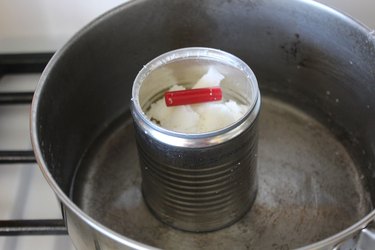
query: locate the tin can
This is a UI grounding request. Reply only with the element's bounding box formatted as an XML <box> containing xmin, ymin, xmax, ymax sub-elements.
<box><xmin>131</xmin><ymin>47</ymin><xmax>261</xmax><ymax>232</ymax></box>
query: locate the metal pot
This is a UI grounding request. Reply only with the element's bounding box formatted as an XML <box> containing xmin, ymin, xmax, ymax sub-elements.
<box><xmin>31</xmin><ymin>0</ymin><xmax>375</xmax><ymax>249</ymax></box>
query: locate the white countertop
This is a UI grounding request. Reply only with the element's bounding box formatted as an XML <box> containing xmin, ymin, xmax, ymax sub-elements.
<box><xmin>0</xmin><ymin>0</ymin><xmax>374</xmax><ymax>53</ymax></box>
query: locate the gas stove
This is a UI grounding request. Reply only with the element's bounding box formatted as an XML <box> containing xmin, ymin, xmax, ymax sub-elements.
<box><xmin>0</xmin><ymin>1</ymin><xmax>373</xmax><ymax>249</ymax></box>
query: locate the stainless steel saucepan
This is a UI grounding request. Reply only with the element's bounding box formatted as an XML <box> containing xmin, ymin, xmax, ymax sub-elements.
<box><xmin>31</xmin><ymin>0</ymin><xmax>375</xmax><ymax>249</ymax></box>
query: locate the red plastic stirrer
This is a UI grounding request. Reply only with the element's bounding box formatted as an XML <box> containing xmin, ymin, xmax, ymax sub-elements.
<box><xmin>164</xmin><ymin>87</ymin><xmax>222</xmax><ymax>107</ymax></box>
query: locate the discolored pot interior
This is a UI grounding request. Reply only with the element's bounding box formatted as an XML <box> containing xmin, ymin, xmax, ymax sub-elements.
<box><xmin>32</xmin><ymin>0</ymin><xmax>375</xmax><ymax>249</ymax></box>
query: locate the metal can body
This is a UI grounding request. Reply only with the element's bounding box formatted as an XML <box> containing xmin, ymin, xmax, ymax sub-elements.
<box><xmin>131</xmin><ymin>47</ymin><xmax>261</xmax><ymax>232</ymax></box>
<box><xmin>133</xmin><ymin>113</ymin><xmax>259</xmax><ymax>232</ymax></box>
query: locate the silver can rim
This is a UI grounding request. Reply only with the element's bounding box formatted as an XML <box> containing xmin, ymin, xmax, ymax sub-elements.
<box><xmin>131</xmin><ymin>47</ymin><xmax>261</xmax><ymax>148</ymax></box>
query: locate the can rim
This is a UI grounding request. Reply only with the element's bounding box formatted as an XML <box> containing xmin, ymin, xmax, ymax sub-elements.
<box><xmin>131</xmin><ymin>47</ymin><xmax>261</xmax><ymax>147</ymax></box>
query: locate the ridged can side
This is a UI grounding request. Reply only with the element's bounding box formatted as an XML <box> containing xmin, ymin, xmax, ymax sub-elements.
<box><xmin>133</xmin><ymin>115</ymin><xmax>259</xmax><ymax>232</ymax></box>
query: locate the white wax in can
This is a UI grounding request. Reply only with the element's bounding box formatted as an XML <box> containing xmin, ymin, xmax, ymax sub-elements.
<box><xmin>147</xmin><ymin>67</ymin><xmax>249</xmax><ymax>133</ymax></box>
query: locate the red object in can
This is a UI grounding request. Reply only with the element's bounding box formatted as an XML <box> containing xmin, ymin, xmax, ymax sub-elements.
<box><xmin>164</xmin><ymin>87</ymin><xmax>223</xmax><ymax>107</ymax></box>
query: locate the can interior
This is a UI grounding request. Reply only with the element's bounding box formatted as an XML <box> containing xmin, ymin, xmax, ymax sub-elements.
<box><xmin>136</xmin><ymin>52</ymin><xmax>256</xmax><ymax>111</ymax></box>
<box><xmin>34</xmin><ymin>0</ymin><xmax>375</xmax><ymax>249</ymax></box>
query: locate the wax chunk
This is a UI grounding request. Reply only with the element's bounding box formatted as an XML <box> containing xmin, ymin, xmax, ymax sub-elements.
<box><xmin>193</xmin><ymin>67</ymin><xmax>224</xmax><ymax>89</ymax></box>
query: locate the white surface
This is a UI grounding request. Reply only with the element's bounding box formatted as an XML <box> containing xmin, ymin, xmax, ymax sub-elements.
<box><xmin>0</xmin><ymin>0</ymin><xmax>374</xmax><ymax>53</ymax></box>
<box><xmin>0</xmin><ymin>1</ymin><xmax>374</xmax><ymax>250</ymax></box>
<box><xmin>319</xmin><ymin>0</ymin><xmax>375</xmax><ymax>28</ymax></box>
<box><xmin>0</xmin><ymin>0</ymin><xmax>128</xmax><ymax>53</ymax></box>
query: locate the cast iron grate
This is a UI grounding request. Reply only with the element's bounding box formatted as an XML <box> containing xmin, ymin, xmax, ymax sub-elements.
<box><xmin>0</xmin><ymin>53</ymin><xmax>67</xmax><ymax>236</ymax></box>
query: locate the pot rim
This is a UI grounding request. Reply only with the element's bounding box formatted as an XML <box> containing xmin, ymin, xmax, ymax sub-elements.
<box><xmin>30</xmin><ymin>0</ymin><xmax>375</xmax><ymax>249</ymax></box>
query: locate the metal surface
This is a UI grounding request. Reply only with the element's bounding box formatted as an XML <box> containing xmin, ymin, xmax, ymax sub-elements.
<box><xmin>0</xmin><ymin>151</ymin><xmax>36</xmax><ymax>164</ymax></box>
<box><xmin>332</xmin><ymin>222</ymin><xmax>375</xmax><ymax>250</ymax></box>
<box><xmin>131</xmin><ymin>48</ymin><xmax>260</xmax><ymax>232</ymax></box>
<box><xmin>30</xmin><ymin>0</ymin><xmax>375</xmax><ymax>249</ymax></box>
<box><xmin>0</xmin><ymin>92</ymin><xmax>34</xmax><ymax>104</ymax></box>
<box><xmin>0</xmin><ymin>220</ymin><xmax>67</xmax><ymax>236</ymax></box>
<box><xmin>71</xmin><ymin>96</ymin><xmax>371</xmax><ymax>249</ymax></box>
<box><xmin>0</xmin><ymin>53</ymin><xmax>54</xmax><ymax>75</ymax></box>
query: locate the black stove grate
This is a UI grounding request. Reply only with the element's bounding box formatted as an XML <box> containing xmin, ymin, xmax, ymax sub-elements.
<box><xmin>0</xmin><ymin>53</ymin><xmax>68</xmax><ymax>236</ymax></box>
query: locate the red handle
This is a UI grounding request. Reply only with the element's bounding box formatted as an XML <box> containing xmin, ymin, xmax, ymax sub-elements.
<box><xmin>164</xmin><ymin>87</ymin><xmax>222</xmax><ymax>107</ymax></box>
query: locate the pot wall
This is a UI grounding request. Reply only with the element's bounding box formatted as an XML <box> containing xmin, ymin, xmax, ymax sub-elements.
<box><xmin>32</xmin><ymin>0</ymin><xmax>375</xmax><ymax>249</ymax></box>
